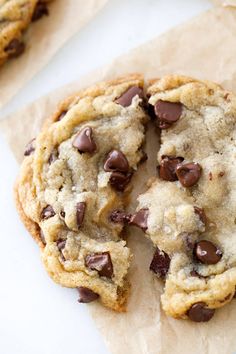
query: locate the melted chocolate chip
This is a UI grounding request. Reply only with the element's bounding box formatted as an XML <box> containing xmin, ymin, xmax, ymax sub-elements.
<box><xmin>32</xmin><ymin>1</ymin><xmax>49</xmax><ymax>21</ymax></box>
<box><xmin>115</xmin><ymin>86</ymin><xmax>143</xmax><ymax>107</ymax></box>
<box><xmin>57</xmin><ymin>110</ymin><xmax>67</xmax><ymax>121</ymax></box>
<box><xmin>176</xmin><ymin>162</ymin><xmax>202</xmax><ymax>187</ymax></box>
<box><xmin>187</xmin><ymin>302</ymin><xmax>215</xmax><ymax>322</ymax></box>
<box><xmin>109</xmin><ymin>210</ymin><xmax>131</xmax><ymax>224</ymax></box>
<box><xmin>77</xmin><ymin>287</ymin><xmax>99</xmax><ymax>303</ymax></box>
<box><xmin>129</xmin><ymin>208</ymin><xmax>149</xmax><ymax>231</ymax></box>
<box><xmin>194</xmin><ymin>206</ymin><xmax>207</xmax><ymax>225</ymax></box>
<box><xmin>109</xmin><ymin>171</ymin><xmax>132</xmax><ymax>191</ymax></box>
<box><xmin>48</xmin><ymin>151</ymin><xmax>58</xmax><ymax>164</ymax></box>
<box><xmin>154</xmin><ymin>100</ymin><xmax>183</xmax><ymax>129</ymax></box>
<box><xmin>76</xmin><ymin>202</ymin><xmax>86</xmax><ymax>228</ymax></box>
<box><xmin>150</xmin><ymin>248</ymin><xmax>170</xmax><ymax>279</ymax></box>
<box><xmin>190</xmin><ymin>270</ymin><xmax>206</xmax><ymax>279</ymax></box>
<box><xmin>194</xmin><ymin>240</ymin><xmax>222</xmax><ymax>265</ymax></box>
<box><xmin>41</xmin><ymin>205</ymin><xmax>56</xmax><ymax>220</ymax></box>
<box><xmin>159</xmin><ymin>156</ymin><xmax>184</xmax><ymax>181</ymax></box>
<box><xmin>104</xmin><ymin>150</ymin><xmax>129</xmax><ymax>173</ymax></box>
<box><xmin>85</xmin><ymin>252</ymin><xmax>113</xmax><ymax>278</ymax></box>
<box><xmin>57</xmin><ymin>239</ymin><xmax>66</xmax><ymax>251</ymax></box>
<box><xmin>4</xmin><ymin>39</ymin><xmax>25</xmax><ymax>58</ymax></box>
<box><xmin>24</xmin><ymin>138</ymin><xmax>36</xmax><ymax>156</ymax></box>
<box><xmin>73</xmin><ymin>127</ymin><xmax>96</xmax><ymax>153</ymax></box>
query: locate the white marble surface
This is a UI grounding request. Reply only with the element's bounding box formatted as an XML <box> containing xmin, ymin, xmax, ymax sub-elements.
<box><xmin>0</xmin><ymin>1</ymin><xmax>212</xmax><ymax>353</ymax></box>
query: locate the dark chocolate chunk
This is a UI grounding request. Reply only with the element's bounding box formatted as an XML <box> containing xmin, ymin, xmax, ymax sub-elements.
<box><xmin>187</xmin><ymin>302</ymin><xmax>215</xmax><ymax>322</ymax></box>
<box><xmin>4</xmin><ymin>38</ymin><xmax>25</xmax><ymax>58</ymax></box>
<box><xmin>76</xmin><ymin>202</ymin><xmax>86</xmax><ymax>228</ymax></box>
<box><xmin>24</xmin><ymin>138</ymin><xmax>36</xmax><ymax>156</ymax></box>
<box><xmin>129</xmin><ymin>208</ymin><xmax>149</xmax><ymax>231</ymax></box>
<box><xmin>176</xmin><ymin>162</ymin><xmax>202</xmax><ymax>187</ymax></box>
<box><xmin>104</xmin><ymin>150</ymin><xmax>129</xmax><ymax>173</ymax></box>
<box><xmin>159</xmin><ymin>156</ymin><xmax>184</xmax><ymax>181</ymax></box>
<box><xmin>194</xmin><ymin>240</ymin><xmax>222</xmax><ymax>265</ymax></box>
<box><xmin>85</xmin><ymin>252</ymin><xmax>113</xmax><ymax>278</ymax></box>
<box><xmin>41</xmin><ymin>205</ymin><xmax>56</xmax><ymax>220</ymax></box>
<box><xmin>77</xmin><ymin>287</ymin><xmax>99</xmax><ymax>303</ymax></box>
<box><xmin>73</xmin><ymin>127</ymin><xmax>96</xmax><ymax>153</ymax></box>
<box><xmin>154</xmin><ymin>100</ymin><xmax>183</xmax><ymax>129</ymax></box>
<box><xmin>115</xmin><ymin>86</ymin><xmax>143</xmax><ymax>107</ymax></box>
<box><xmin>150</xmin><ymin>248</ymin><xmax>170</xmax><ymax>279</ymax></box>
<box><xmin>32</xmin><ymin>1</ymin><xmax>49</xmax><ymax>21</ymax></box>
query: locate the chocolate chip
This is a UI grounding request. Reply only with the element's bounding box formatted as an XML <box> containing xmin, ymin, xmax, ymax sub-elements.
<box><xmin>77</xmin><ymin>287</ymin><xmax>99</xmax><ymax>303</ymax></box>
<box><xmin>85</xmin><ymin>252</ymin><xmax>113</xmax><ymax>278</ymax></box>
<box><xmin>149</xmin><ymin>248</ymin><xmax>170</xmax><ymax>278</ymax></box>
<box><xmin>129</xmin><ymin>208</ymin><xmax>149</xmax><ymax>231</ymax></box>
<box><xmin>154</xmin><ymin>100</ymin><xmax>183</xmax><ymax>129</ymax></box>
<box><xmin>32</xmin><ymin>1</ymin><xmax>49</xmax><ymax>21</ymax></box>
<box><xmin>60</xmin><ymin>211</ymin><xmax>65</xmax><ymax>218</ymax></box>
<box><xmin>176</xmin><ymin>162</ymin><xmax>202</xmax><ymax>187</ymax></box>
<box><xmin>159</xmin><ymin>156</ymin><xmax>184</xmax><ymax>181</ymax></box>
<box><xmin>57</xmin><ymin>110</ymin><xmax>67</xmax><ymax>121</ymax></box>
<box><xmin>24</xmin><ymin>138</ymin><xmax>36</xmax><ymax>156</ymax></box>
<box><xmin>194</xmin><ymin>240</ymin><xmax>222</xmax><ymax>264</ymax></box>
<box><xmin>73</xmin><ymin>127</ymin><xmax>96</xmax><ymax>153</ymax></box>
<box><xmin>56</xmin><ymin>239</ymin><xmax>66</xmax><ymax>251</ymax></box>
<box><xmin>109</xmin><ymin>209</ymin><xmax>131</xmax><ymax>224</ymax></box>
<box><xmin>104</xmin><ymin>150</ymin><xmax>129</xmax><ymax>173</ymax></box>
<box><xmin>109</xmin><ymin>171</ymin><xmax>132</xmax><ymax>191</ymax></box>
<box><xmin>190</xmin><ymin>269</ymin><xmax>206</xmax><ymax>279</ymax></box>
<box><xmin>187</xmin><ymin>302</ymin><xmax>215</xmax><ymax>322</ymax></box>
<box><xmin>4</xmin><ymin>38</ymin><xmax>25</xmax><ymax>58</ymax></box>
<box><xmin>194</xmin><ymin>206</ymin><xmax>207</xmax><ymax>225</ymax></box>
<box><xmin>41</xmin><ymin>205</ymin><xmax>55</xmax><ymax>220</ymax></box>
<box><xmin>115</xmin><ymin>86</ymin><xmax>143</xmax><ymax>107</ymax></box>
<box><xmin>76</xmin><ymin>202</ymin><xmax>86</xmax><ymax>228</ymax></box>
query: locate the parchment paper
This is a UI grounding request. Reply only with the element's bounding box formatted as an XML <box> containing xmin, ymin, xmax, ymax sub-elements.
<box><xmin>0</xmin><ymin>0</ymin><xmax>108</xmax><ymax>108</ymax></box>
<box><xmin>1</xmin><ymin>6</ymin><xmax>236</xmax><ymax>354</ymax></box>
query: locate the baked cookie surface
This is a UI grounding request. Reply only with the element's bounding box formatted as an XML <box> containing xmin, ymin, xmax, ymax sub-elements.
<box><xmin>131</xmin><ymin>75</ymin><xmax>236</xmax><ymax>321</ymax></box>
<box><xmin>16</xmin><ymin>74</ymin><xmax>148</xmax><ymax>311</ymax></box>
<box><xmin>16</xmin><ymin>73</ymin><xmax>236</xmax><ymax>321</ymax></box>
<box><xmin>0</xmin><ymin>0</ymin><xmax>51</xmax><ymax>66</ymax></box>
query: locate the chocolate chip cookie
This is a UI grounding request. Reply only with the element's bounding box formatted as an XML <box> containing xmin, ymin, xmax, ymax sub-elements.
<box><xmin>0</xmin><ymin>0</ymin><xmax>52</xmax><ymax>67</ymax></box>
<box><xmin>15</xmin><ymin>74</ymin><xmax>148</xmax><ymax>311</ymax></box>
<box><xmin>131</xmin><ymin>75</ymin><xmax>236</xmax><ymax>321</ymax></box>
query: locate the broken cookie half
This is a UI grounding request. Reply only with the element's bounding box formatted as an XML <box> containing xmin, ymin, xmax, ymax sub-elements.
<box><xmin>15</xmin><ymin>74</ymin><xmax>148</xmax><ymax>311</ymax></box>
<box><xmin>131</xmin><ymin>75</ymin><xmax>236</xmax><ymax>321</ymax></box>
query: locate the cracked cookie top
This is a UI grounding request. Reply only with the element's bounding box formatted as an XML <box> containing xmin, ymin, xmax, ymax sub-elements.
<box><xmin>16</xmin><ymin>74</ymin><xmax>148</xmax><ymax>311</ymax></box>
<box><xmin>132</xmin><ymin>75</ymin><xmax>236</xmax><ymax>321</ymax></box>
